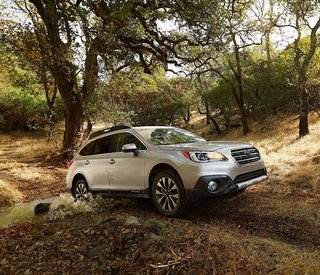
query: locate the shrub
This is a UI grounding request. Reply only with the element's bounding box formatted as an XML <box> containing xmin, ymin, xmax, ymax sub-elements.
<box><xmin>0</xmin><ymin>87</ymin><xmax>48</xmax><ymax>130</ymax></box>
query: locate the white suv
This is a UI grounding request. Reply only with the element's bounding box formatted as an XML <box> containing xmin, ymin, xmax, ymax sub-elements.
<box><xmin>66</xmin><ymin>126</ymin><xmax>267</xmax><ymax>216</ymax></box>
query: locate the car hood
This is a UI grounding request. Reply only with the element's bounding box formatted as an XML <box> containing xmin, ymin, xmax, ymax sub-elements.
<box><xmin>158</xmin><ymin>141</ymin><xmax>252</xmax><ymax>151</ymax></box>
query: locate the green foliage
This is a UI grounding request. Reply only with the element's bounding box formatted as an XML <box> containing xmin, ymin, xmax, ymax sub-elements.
<box><xmin>207</xmin><ymin>78</ymin><xmax>235</xmax><ymax>113</ymax></box>
<box><xmin>0</xmin><ymin>44</ymin><xmax>64</xmax><ymax>130</ymax></box>
<box><xmin>0</xmin><ymin>85</ymin><xmax>48</xmax><ymax>130</ymax></box>
<box><xmin>88</xmin><ymin>70</ymin><xmax>199</xmax><ymax>126</ymax></box>
<box><xmin>245</xmin><ymin>49</ymin><xmax>298</xmax><ymax>114</ymax></box>
<box><xmin>206</xmin><ymin>37</ymin><xmax>320</xmax><ymax>119</ymax></box>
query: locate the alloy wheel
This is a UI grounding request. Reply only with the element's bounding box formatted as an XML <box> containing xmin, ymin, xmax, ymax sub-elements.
<box><xmin>74</xmin><ymin>181</ymin><xmax>88</xmax><ymax>200</ymax></box>
<box><xmin>155</xmin><ymin>176</ymin><xmax>179</xmax><ymax>212</ymax></box>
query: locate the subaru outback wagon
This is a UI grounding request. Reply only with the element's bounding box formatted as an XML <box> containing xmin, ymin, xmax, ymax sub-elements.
<box><xmin>66</xmin><ymin>125</ymin><xmax>267</xmax><ymax>216</ymax></box>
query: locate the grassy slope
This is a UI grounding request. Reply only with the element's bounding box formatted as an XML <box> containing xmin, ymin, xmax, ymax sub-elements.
<box><xmin>0</xmin><ymin>114</ymin><xmax>320</xmax><ymax>274</ymax></box>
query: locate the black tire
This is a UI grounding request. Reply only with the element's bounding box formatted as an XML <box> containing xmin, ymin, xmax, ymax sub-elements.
<box><xmin>151</xmin><ymin>170</ymin><xmax>189</xmax><ymax>217</ymax></box>
<box><xmin>72</xmin><ymin>178</ymin><xmax>89</xmax><ymax>201</ymax></box>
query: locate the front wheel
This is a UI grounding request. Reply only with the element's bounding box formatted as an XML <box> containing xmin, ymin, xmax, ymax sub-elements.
<box><xmin>151</xmin><ymin>170</ymin><xmax>189</xmax><ymax>217</ymax></box>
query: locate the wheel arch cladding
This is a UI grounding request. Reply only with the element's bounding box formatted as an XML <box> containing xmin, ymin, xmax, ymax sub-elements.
<box><xmin>148</xmin><ymin>163</ymin><xmax>183</xmax><ymax>192</ymax></box>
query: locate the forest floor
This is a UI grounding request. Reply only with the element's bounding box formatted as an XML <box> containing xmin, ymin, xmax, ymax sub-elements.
<box><xmin>0</xmin><ymin>113</ymin><xmax>320</xmax><ymax>274</ymax></box>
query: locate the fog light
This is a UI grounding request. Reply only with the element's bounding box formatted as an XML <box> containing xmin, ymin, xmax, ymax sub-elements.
<box><xmin>208</xmin><ymin>181</ymin><xmax>218</xmax><ymax>192</ymax></box>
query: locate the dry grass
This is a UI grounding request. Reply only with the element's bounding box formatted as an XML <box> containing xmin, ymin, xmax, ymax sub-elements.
<box><xmin>0</xmin><ymin>130</ymin><xmax>62</xmax><ymax>163</ymax></box>
<box><xmin>0</xmin><ymin>179</ymin><xmax>23</xmax><ymax>207</ymax></box>
<box><xmin>0</xmin><ymin>131</ymin><xmax>66</xmax><ymax>203</ymax></box>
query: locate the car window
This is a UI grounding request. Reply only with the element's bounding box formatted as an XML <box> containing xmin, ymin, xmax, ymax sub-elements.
<box><xmin>79</xmin><ymin>136</ymin><xmax>112</xmax><ymax>156</ymax></box>
<box><xmin>92</xmin><ymin>135</ymin><xmax>112</xmax><ymax>154</ymax></box>
<box><xmin>111</xmin><ymin>133</ymin><xmax>146</xmax><ymax>152</ymax></box>
<box><xmin>136</xmin><ymin>127</ymin><xmax>205</xmax><ymax>145</ymax></box>
<box><xmin>79</xmin><ymin>140</ymin><xmax>97</xmax><ymax>156</ymax></box>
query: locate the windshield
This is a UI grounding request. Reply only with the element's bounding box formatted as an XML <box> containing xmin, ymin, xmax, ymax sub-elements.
<box><xmin>136</xmin><ymin>127</ymin><xmax>205</xmax><ymax>145</ymax></box>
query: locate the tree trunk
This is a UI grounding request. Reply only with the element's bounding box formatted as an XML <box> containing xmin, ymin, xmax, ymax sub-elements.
<box><xmin>197</xmin><ymin>107</ymin><xmax>221</xmax><ymax>135</ymax></box>
<box><xmin>181</xmin><ymin>107</ymin><xmax>191</xmax><ymax>125</ymax></box>
<box><xmin>208</xmin><ymin>116</ymin><xmax>222</xmax><ymax>135</ymax></box>
<box><xmin>239</xmin><ymin>105</ymin><xmax>250</xmax><ymax>135</ymax></box>
<box><xmin>63</xmin><ymin>100</ymin><xmax>83</xmax><ymax>150</ymax></box>
<box><xmin>231</xmin><ymin>84</ymin><xmax>250</xmax><ymax>135</ymax></box>
<box><xmin>54</xmin><ymin>63</ymin><xmax>83</xmax><ymax>150</ymax></box>
<box><xmin>168</xmin><ymin>113</ymin><xmax>174</xmax><ymax>125</ymax></box>
<box><xmin>182</xmin><ymin>114</ymin><xmax>189</xmax><ymax>125</ymax></box>
<box><xmin>298</xmin><ymin>74</ymin><xmax>309</xmax><ymax>137</ymax></box>
<box><xmin>204</xmin><ymin>98</ymin><xmax>210</xmax><ymax>125</ymax></box>
<box><xmin>292</xmin><ymin>11</ymin><xmax>320</xmax><ymax>138</ymax></box>
<box><xmin>229</xmin><ymin>28</ymin><xmax>250</xmax><ymax>135</ymax></box>
<box><xmin>187</xmin><ymin>106</ymin><xmax>191</xmax><ymax>122</ymax></box>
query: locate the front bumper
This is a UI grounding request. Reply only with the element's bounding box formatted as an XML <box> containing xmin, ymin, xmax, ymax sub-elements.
<box><xmin>185</xmin><ymin>169</ymin><xmax>268</xmax><ymax>199</ymax></box>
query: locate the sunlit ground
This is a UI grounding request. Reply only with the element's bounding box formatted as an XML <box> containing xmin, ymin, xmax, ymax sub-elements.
<box><xmin>0</xmin><ymin>113</ymin><xmax>320</xmax><ymax>273</ymax></box>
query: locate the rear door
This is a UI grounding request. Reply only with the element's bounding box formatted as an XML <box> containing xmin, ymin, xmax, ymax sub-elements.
<box><xmin>78</xmin><ymin>135</ymin><xmax>112</xmax><ymax>191</ymax></box>
<box><xmin>107</xmin><ymin>132</ymin><xmax>147</xmax><ymax>191</ymax></box>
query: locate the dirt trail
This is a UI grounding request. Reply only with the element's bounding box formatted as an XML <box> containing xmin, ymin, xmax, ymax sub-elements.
<box><xmin>0</xmin><ymin>133</ymin><xmax>66</xmax><ymax>202</ymax></box>
<box><xmin>0</xmin><ymin>132</ymin><xmax>320</xmax><ymax>274</ymax></box>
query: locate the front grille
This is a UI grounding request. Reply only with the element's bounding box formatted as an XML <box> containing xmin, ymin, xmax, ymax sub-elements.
<box><xmin>231</xmin><ymin>147</ymin><xmax>260</xmax><ymax>164</ymax></box>
<box><xmin>234</xmin><ymin>169</ymin><xmax>266</xmax><ymax>184</ymax></box>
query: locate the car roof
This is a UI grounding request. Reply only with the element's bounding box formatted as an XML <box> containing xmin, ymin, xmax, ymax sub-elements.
<box><xmin>88</xmin><ymin>125</ymin><xmax>131</xmax><ymax>139</ymax></box>
<box><xmin>133</xmin><ymin>126</ymin><xmax>175</xmax><ymax>130</ymax></box>
<box><xmin>88</xmin><ymin>125</ymin><xmax>176</xmax><ymax>141</ymax></box>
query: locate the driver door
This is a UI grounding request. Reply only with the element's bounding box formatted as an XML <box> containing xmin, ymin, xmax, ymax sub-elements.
<box><xmin>107</xmin><ymin>132</ymin><xmax>147</xmax><ymax>191</ymax></box>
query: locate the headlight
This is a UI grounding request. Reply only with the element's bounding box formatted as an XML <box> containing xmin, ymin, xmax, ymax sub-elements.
<box><xmin>183</xmin><ymin>151</ymin><xmax>227</xmax><ymax>162</ymax></box>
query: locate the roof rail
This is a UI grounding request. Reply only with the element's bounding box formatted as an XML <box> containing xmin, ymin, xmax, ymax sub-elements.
<box><xmin>88</xmin><ymin>125</ymin><xmax>131</xmax><ymax>139</ymax></box>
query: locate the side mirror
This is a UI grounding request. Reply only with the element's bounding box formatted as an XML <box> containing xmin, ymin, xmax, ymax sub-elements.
<box><xmin>122</xmin><ymin>143</ymin><xmax>138</xmax><ymax>153</ymax></box>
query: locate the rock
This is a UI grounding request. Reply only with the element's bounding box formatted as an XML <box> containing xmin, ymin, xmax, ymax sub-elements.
<box><xmin>144</xmin><ymin>233</ymin><xmax>161</xmax><ymax>245</ymax></box>
<box><xmin>124</xmin><ymin>216</ymin><xmax>140</xmax><ymax>226</ymax></box>
<box><xmin>123</xmin><ymin>233</ymin><xmax>135</xmax><ymax>242</ymax></box>
<box><xmin>34</xmin><ymin>203</ymin><xmax>51</xmax><ymax>215</ymax></box>
<box><xmin>146</xmin><ymin>219</ymin><xmax>166</xmax><ymax>235</ymax></box>
<box><xmin>85</xmin><ymin>243</ymin><xmax>105</xmax><ymax>258</ymax></box>
<box><xmin>312</xmin><ymin>155</ymin><xmax>320</xmax><ymax>164</ymax></box>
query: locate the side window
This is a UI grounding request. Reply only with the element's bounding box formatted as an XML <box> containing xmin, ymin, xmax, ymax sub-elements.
<box><xmin>111</xmin><ymin>133</ymin><xmax>146</xmax><ymax>152</ymax></box>
<box><xmin>92</xmin><ymin>135</ymin><xmax>112</xmax><ymax>154</ymax></box>
<box><xmin>79</xmin><ymin>136</ymin><xmax>113</xmax><ymax>156</ymax></box>
<box><xmin>79</xmin><ymin>140</ymin><xmax>97</xmax><ymax>156</ymax></box>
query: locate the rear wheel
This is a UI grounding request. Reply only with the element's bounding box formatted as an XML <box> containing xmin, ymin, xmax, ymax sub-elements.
<box><xmin>72</xmin><ymin>178</ymin><xmax>89</xmax><ymax>201</ymax></box>
<box><xmin>151</xmin><ymin>170</ymin><xmax>189</xmax><ymax>217</ymax></box>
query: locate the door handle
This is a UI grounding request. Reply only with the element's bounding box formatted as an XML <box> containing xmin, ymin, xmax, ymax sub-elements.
<box><xmin>84</xmin><ymin>160</ymin><xmax>90</xmax><ymax>165</ymax></box>
<box><xmin>109</xmin><ymin>159</ymin><xmax>115</xmax><ymax>165</ymax></box>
